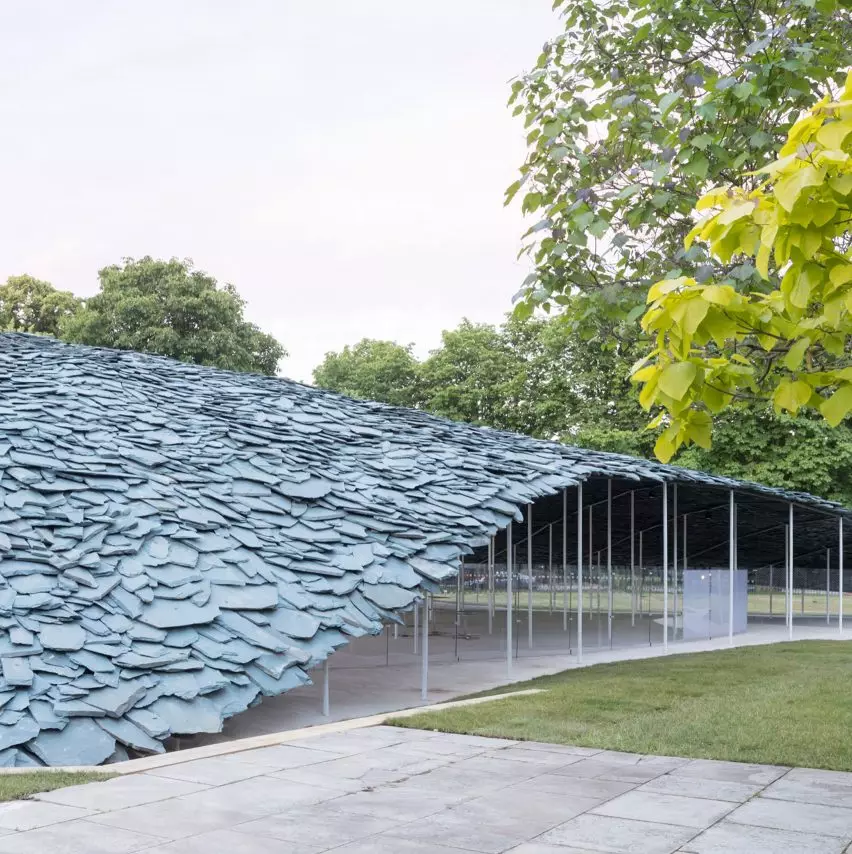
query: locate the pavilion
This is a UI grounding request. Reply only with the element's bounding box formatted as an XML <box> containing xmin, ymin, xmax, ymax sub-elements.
<box><xmin>0</xmin><ymin>332</ymin><xmax>846</xmax><ymax>766</ymax></box>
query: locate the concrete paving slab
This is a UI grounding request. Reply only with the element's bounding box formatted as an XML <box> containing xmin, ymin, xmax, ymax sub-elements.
<box><xmin>761</xmin><ymin>776</ymin><xmax>852</xmax><ymax>808</ymax></box>
<box><xmin>382</xmin><ymin>807</ymin><xmax>555</xmax><ymax>854</ymax></box>
<box><xmin>141</xmin><ymin>828</ymin><xmax>323</xmax><ymax>854</ymax></box>
<box><xmin>330</xmin><ymin>786</ymin><xmax>460</xmax><ymax>821</ymax></box>
<box><xmin>539</xmin><ymin>813</ymin><xmax>698</xmax><ymax>853</ymax></box>
<box><xmin>35</xmin><ymin>773</ymin><xmax>209</xmax><ymax>811</ymax></box>
<box><xmin>233</xmin><ymin>805</ymin><xmax>401</xmax><ymax>849</ymax></box>
<box><xmin>508</xmin><ymin>845</ymin><xmax>618</xmax><ymax>854</ymax></box>
<box><xmin>727</xmin><ymin>797</ymin><xmax>852</xmax><ymax>837</ymax></box>
<box><xmin>670</xmin><ymin>759</ymin><xmax>788</xmax><ymax>786</ymax></box>
<box><xmin>220</xmin><ymin>743</ymin><xmax>346</xmax><ymax>770</ymax></box>
<box><xmin>680</xmin><ymin>820</ymin><xmax>848</xmax><ymax>854</ymax></box>
<box><xmin>551</xmin><ymin>758</ymin><xmax>669</xmax><ymax>783</ymax></box>
<box><xmin>514</xmin><ymin>774</ymin><xmax>638</xmax><ymax>800</ymax></box>
<box><xmin>637</xmin><ymin>774</ymin><xmax>764</xmax><ymax>803</ymax></box>
<box><xmin>331</xmin><ymin>838</ymin><xmax>475</xmax><ymax>853</ymax></box>
<box><xmin>86</xmin><ymin>796</ymin><xmax>261</xmax><ymax>840</ymax></box>
<box><xmin>144</xmin><ymin>755</ymin><xmax>270</xmax><ymax>786</ymax></box>
<box><xmin>591</xmin><ymin>790</ymin><xmax>734</xmax><ymax>829</ymax></box>
<box><xmin>0</xmin><ymin>800</ymin><xmax>93</xmax><ymax>832</ymax></box>
<box><xmin>173</xmin><ymin>775</ymin><xmax>341</xmax><ymax>818</ymax></box>
<box><xmin>0</xmin><ymin>818</ymin><xmax>161</xmax><ymax>854</ymax></box>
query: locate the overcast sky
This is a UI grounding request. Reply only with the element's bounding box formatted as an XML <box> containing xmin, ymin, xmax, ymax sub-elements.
<box><xmin>0</xmin><ymin>1</ymin><xmax>557</xmax><ymax>381</ymax></box>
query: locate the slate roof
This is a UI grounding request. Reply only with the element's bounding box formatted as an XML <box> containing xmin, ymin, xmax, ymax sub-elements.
<box><xmin>0</xmin><ymin>332</ymin><xmax>847</xmax><ymax>766</ymax></box>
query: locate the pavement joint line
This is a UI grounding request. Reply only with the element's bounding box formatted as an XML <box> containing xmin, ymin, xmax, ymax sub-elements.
<box><xmin>0</xmin><ymin>688</ymin><xmax>543</xmax><ymax>777</ymax></box>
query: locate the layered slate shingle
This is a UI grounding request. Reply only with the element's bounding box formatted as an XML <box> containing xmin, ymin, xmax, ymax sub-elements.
<box><xmin>0</xmin><ymin>333</ymin><xmax>847</xmax><ymax>766</ymax></box>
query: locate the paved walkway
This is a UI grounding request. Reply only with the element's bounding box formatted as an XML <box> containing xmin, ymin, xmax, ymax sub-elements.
<box><xmin>187</xmin><ymin>620</ymin><xmax>845</xmax><ymax>746</ymax></box>
<box><xmin>1</xmin><ymin>725</ymin><xmax>850</xmax><ymax>852</ymax></box>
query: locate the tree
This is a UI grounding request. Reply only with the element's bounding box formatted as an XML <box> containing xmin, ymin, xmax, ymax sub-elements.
<box><xmin>62</xmin><ymin>257</ymin><xmax>285</xmax><ymax>376</ymax></box>
<box><xmin>0</xmin><ymin>275</ymin><xmax>81</xmax><ymax>336</ymax></box>
<box><xmin>507</xmin><ymin>0</ymin><xmax>851</xmax><ymax>341</ymax></box>
<box><xmin>314</xmin><ymin>312</ymin><xmax>852</xmax><ymax>503</ymax></box>
<box><xmin>313</xmin><ymin>340</ymin><xmax>420</xmax><ymax>407</ymax></box>
<box><xmin>634</xmin><ymin>71</ymin><xmax>852</xmax><ymax>461</ymax></box>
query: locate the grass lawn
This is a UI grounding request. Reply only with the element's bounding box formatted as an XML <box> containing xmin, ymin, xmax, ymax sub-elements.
<box><xmin>390</xmin><ymin>640</ymin><xmax>852</xmax><ymax>771</ymax></box>
<box><xmin>0</xmin><ymin>772</ymin><xmax>113</xmax><ymax>802</ymax></box>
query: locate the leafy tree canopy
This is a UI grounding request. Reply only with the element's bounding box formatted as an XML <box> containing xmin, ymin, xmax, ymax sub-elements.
<box><xmin>313</xmin><ymin>314</ymin><xmax>852</xmax><ymax>502</ymax></box>
<box><xmin>313</xmin><ymin>340</ymin><xmax>419</xmax><ymax>408</ymax></box>
<box><xmin>507</xmin><ymin>0</ymin><xmax>851</xmax><ymax>341</ymax></box>
<box><xmin>62</xmin><ymin>257</ymin><xmax>285</xmax><ymax>376</ymax></box>
<box><xmin>0</xmin><ymin>275</ymin><xmax>81</xmax><ymax>336</ymax></box>
<box><xmin>635</xmin><ymin>71</ymin><xmax>852</xmax><ymax>460</ymax></box>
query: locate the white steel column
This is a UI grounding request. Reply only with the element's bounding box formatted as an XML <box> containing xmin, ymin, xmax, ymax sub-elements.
<box><xmin>682</xmin><ymin>514</ymin><xmax>687</xmax><ymax>588</ymax></box>
<box><xmin>827</xmin><ymin>548</ymin><xmax>831</xmax><ymax>625</ymax></box>
<box><xmin>840</xmin><ymin>517</ymin><xmax>844</xmax><ymax>634</ymax></box>
<box><xmin>639</xmin><ymin>529</ymin><xmax>644</xmax><ymax>617</ymax></box>
<box><xmin>421</xmin><ymin>593</ymin><xmax>429</xmax><ymax>701</ymax></box>
<box><xmin>562</xmin><ymin>489</ymin><xmax>568</xmax><ymax>632</ymax></box>
<box><xmin>414</xmin><ymin>597</ymin><xmax>419</xmax><ymax>655</ymax></box>
<box><xmin>788</xmin><ymin>504</ymin><xmax>794</xmax><ymax>641</ymax></box>
<box><xmin>487</xmin><ymin>537</ymin><xmax>494</xmax><ymax>635</ymax></box>
<box><xmin>784</xmin><ymin>525</ymin><xmax>790</xmax><ymax>630</ymax></box>
<box><xmin>630</xmin><ymin>491</ymin><xmax>635</xmax><ymax>627</ymax></box>
<box><xmin>322</xmin><ymin>658</ymin><xmax>330</xmax><ymax>717</ymax></box>
<box><xmin>673</xmin><ymin>483</ymin><xmax>678</xmax><ymax>637</ymax></box>
<box><xmin>728</xmin><ymin>491</ymin><xmax>735</xmax><ymax>647</ymax></box>
<box><xmin>607</xmin><ymin>479</ymin><xmax>612</xmax><ymax>646</ymax></box>
<box><xmin>527</xmin><ymin>503</ymin><xmax>533</xmax><ymax>649</ymax></box>
<box><xmin>577</xmin><ymin>484</ymin><xmax>583</xmax><ymax>662</ymax></box>
<box><xmin>507</xmin><ymin>522</ymin><xmax>513</xmax><ymax>677</ymax></box>
<box><xmin>548</xmin><ymin>524</ymin><xmax>554</xmax><ymax>614</ymax></box>
<box><xmin>663</xmin><ymin>482</ymin><xmax>669</xmax><ymax>652</ymax></box>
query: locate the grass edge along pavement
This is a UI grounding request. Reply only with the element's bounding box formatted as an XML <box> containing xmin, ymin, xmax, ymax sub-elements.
<box><xmin>389</xmin><ymin>640</ymin><xmax>852</xmax><ymax>771</ymax></box>
<box><xmin>0</xmin><ymin>771</ymin><xmax>113</xmax><ymax>803</ymax></box>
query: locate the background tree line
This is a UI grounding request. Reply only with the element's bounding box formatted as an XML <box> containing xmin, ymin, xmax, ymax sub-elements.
<box><xmin>0</xmin><ymin>257</ymin><xmax>284</xmax><ymax>375</ymax></box>
<box><xmin>313</xmin><ymin>316</ymin><xmax>852</xmax><ymax>506</ymax></box>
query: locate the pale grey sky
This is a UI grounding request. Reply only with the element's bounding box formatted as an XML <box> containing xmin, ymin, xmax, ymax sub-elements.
<box><xmin>0</xmin><ymin>1</ymin><xmax>557</xmax><ymax>380</ymax></box>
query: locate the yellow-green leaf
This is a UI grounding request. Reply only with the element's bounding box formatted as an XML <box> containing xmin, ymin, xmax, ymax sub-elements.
<box><xmin>773</xmin><ymin>379</ymin><xmax>812</xmax><ymax>415</ymax></box>
<box><xmin>783</xmin><ymin>337</ymin><xmax>810</xmax><ymax>371</ymax></box>
<box><xmin>821</xmin><ymin>384</ymin><xmax>852</xmax><ymax>427</ymax></box>
<box><xmin>774</xmin><ymin>165</ymin><xmax>824</xmax><ymax>212</ymax></box>
<box><xmin>657</xmin><ymin>361</ymin><xmax>697</xmax><ymax>401</ymax></box>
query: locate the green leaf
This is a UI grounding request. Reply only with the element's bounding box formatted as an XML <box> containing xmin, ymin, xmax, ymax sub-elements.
<box><xmin>783</xmin><ymin>337</ymin><xmax>810</xmax><ymax>371</ymax></box>
<box><xmin>657</xmin><ymin>361</ymin><xmax>697</xmax><ymax>401</ymax></box>
<box><xmin>821</xmin><ymin>385</ymin><xmax>852</xmax><ymax>427</ymax></box>
<box><xmin>683</xmin><ymin>154</ymin><xmax>709</xmax><ymax>179</ymax></box>
<box><xmin>658</xmin><ymin>91</ymin><xmax>681</xmax><ymax>117</ymax></box>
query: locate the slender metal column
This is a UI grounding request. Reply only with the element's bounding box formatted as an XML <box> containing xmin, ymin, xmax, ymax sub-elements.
<box><xmin>788</xmin><ymin>504</ymin><xmax>794</xmax><ymax>641</ymax></box>
<box><xmin>549</xmin><ymin>523</ymin><xmax>554</xmax><ymax>614</ymax></box>
<box><xmin>769</xmin><ymin>564</ymin><xmax>774</xmax><ymax>617</ymax></box>
<box><xmin>322</xmin><ymin>658</ymin><xmax>330</xmax><ymax>717</ymax></box>
<box><xmin>639</xmin><ymin>529</ymin><xmax>644</xmax><ymax>617</ymax></box>
<box><xmin>630</xmin><ymin>491</ymin><xmax>636</xmax><ymax>627</ymax></box>
<box><xmin>784</xmin><ymin>524</ymin><xmax>790</xmax><ymax>630</ymax></box>
<box><xmin>607</xmin><ymin>479</ymin><xmax>613</xmax><ymax>647</ymax></box>
<box><xmin>562</xmin><ymin>489</ymin><xmax>568</xmax><ymax>633</ymax></box>
<box><xmin>577</xmin><ymin>484</ymin><xmax>583</xmax><ymax>662</ymax></box>
<box><xmin>487</xmin><ymin>537</ymin><xmax>494</xmax><ymax>635</ymax></box>
<box><xmin>673</xmin><ymin>483</ymin><xmax>678</xmax><ymax>637</ymax></box>
<box><xmin>729</xmin><ymin>491</ymin><xmax>735</xmax><ymax>646</ymax></box>
<box><xmin>827</xmin><ymin>548</ymin><xmax>831</xmax><ymax>625</ymax></box>
<box><xmin>588</xmin><ymin>505</ymin><xmax>593</xmax><ymax>634</ymax></box>
<box><xmin>527</xmin><ymin>503</ymin><xmax>533</xmax><ymax>649</ymax></box>
<box><xmin>507</xmin><ymin>522</ymin><xmax>513</xmax><ymax>677</ymax></box>
<box><xmin>840</xmin><ymin>517</ymin><xmax>844</xmax><ymax>634</ymax></box>
<box><xmin>663</xmin><ymin>482</ymin><xmax>669</xmax><ymax>652</ymax></box>
<box><xmin>421</xmin><ymin>593</ymin><xmax>429</xmax><ymax>700</ymax></box>
<box><xmin>682</xmin><ymin>513</ymin><xmax>687</xmax><ymax>590</ymax></box>
<box><xmin>414</xmin><ymin>596</ymin><xmax>419</xmax><ymax>655</ymax></box>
